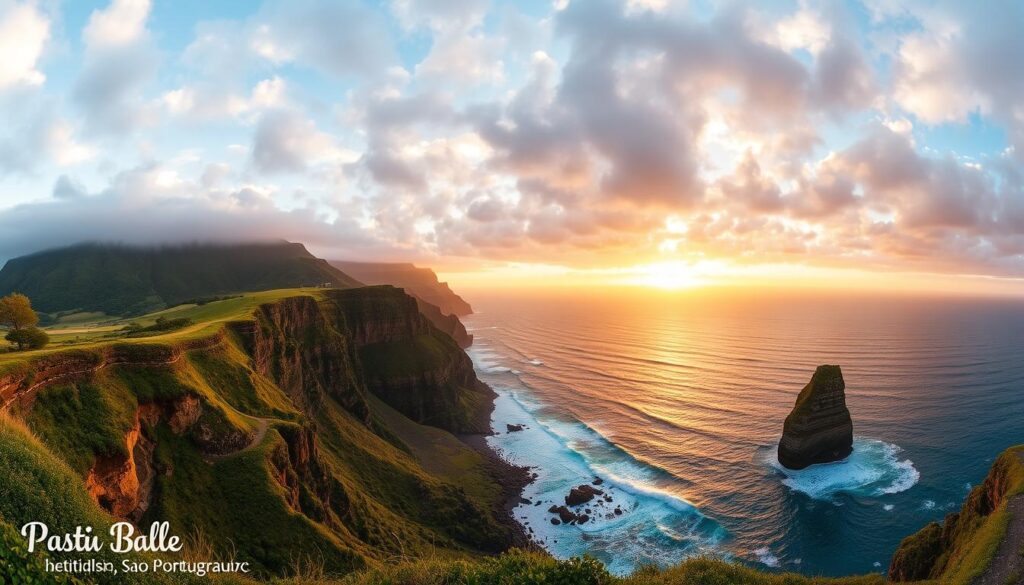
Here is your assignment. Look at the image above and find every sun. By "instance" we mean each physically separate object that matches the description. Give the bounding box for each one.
[628,261,709,290]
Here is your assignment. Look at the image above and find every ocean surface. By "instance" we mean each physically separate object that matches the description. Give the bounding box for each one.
[464,289,1024,577]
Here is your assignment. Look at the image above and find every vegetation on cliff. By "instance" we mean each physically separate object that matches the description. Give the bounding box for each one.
[889,445,1024,584]
[0,242,361,317]
[0,286,511,582]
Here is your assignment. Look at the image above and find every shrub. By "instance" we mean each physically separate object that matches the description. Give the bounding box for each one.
[4,327,49,350]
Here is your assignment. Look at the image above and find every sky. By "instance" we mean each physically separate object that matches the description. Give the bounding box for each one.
[0,0,1023,292]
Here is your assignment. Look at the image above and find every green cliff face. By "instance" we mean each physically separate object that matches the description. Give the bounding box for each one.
[889,445,1024,584]
[0,286,510,582]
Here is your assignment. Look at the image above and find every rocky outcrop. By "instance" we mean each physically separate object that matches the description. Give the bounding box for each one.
[778,365,853,470]
[85,418,146,519]
[85,393,205,521]
[329,261,473,316]
[244,296,370,422]
[268,423,349,526]
[565,485,603,506]
[328,287,492,434]
[414,297,473,348]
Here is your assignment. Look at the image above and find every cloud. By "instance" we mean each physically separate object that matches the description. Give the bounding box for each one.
[0,162,393,264]
[83,0,149,49]
[52,174,86,199]
[888,2,1024,155]
[73,0,158,136]
[250,109,352,174]
[0,2,50,89]
[252,0,397,78]
[4,0,1024,284]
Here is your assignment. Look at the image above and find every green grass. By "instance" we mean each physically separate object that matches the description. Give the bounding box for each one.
[0,414,196,584]
[327,550,887,585]
[1,288,327,361]
[21,374,139,474]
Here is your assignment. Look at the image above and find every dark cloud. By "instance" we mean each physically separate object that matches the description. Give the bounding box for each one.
[52,175,86,199]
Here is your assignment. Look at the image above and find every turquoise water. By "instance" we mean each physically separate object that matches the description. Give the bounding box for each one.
[466,290,1024,576]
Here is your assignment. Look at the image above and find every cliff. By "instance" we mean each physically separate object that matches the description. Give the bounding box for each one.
[889,445,1024,584]
[0,241,362,316]
[778,365,854,470]
[415,297,473,348]
[0,286,512,579]
[330,260,473,316]
[326,286,490,433]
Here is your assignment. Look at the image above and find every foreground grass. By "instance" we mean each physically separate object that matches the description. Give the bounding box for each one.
[270,550,885,585]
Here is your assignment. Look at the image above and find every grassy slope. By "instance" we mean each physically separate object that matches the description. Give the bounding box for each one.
[2,288,513,582]
[0,288,324,367]
[0,414,206,584]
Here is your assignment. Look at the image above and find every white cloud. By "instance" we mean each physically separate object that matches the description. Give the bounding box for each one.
[83,0,151,49]
[0,2,50,89]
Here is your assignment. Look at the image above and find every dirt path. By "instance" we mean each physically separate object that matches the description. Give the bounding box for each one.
[974,453,1024,585]
[206,415,272,461]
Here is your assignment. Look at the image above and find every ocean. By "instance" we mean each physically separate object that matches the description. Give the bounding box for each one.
[464,288,1024,576]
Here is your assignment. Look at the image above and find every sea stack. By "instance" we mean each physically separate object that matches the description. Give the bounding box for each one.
[778,365,854,470]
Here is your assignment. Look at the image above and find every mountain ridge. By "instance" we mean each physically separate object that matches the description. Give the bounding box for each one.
[330,260,473,317]
[0,241,362,317]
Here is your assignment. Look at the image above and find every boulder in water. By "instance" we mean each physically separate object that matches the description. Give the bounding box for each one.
[778,365,854,470]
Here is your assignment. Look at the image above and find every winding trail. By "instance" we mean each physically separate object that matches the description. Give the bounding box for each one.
[207,415,272,461]
[973,452,1024,585]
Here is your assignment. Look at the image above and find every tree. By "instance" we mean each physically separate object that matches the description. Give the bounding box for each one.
[0,293,39,331]
[5,327,48,350]
[0,293,43,350]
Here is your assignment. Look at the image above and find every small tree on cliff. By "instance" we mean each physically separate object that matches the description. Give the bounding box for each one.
[0,293,48,350]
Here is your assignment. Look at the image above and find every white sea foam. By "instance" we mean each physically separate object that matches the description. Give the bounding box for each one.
[529,358,544,366]
[485,388,726,575]
[768,438,920,500]
[755,547,780,568]
[884,504,894,511]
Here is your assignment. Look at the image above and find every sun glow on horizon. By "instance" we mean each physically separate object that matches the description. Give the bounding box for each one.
[623,260,727,289]
[440,260,1024,300]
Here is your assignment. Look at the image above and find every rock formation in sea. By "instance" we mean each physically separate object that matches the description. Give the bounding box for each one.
[777,364,854,470]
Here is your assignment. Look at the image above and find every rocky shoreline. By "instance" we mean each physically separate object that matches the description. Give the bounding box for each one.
[458,380,540,550]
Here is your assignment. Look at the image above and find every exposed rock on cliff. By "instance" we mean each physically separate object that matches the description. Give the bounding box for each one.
[330,261,473,316]
[243,295,370,422]
[778,365,853,470]
[328,286,492,433]
[414,297,473,348]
